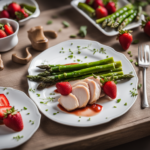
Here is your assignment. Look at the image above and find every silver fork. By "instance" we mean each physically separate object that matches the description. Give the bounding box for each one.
[138,45,150,108]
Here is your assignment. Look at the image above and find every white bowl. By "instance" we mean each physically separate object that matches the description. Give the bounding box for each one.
[0,18,19,52]
[0,0,40,26]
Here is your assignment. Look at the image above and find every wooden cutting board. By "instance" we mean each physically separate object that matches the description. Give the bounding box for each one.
[1,4,150,150]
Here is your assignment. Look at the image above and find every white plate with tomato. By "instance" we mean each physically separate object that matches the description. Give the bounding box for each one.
[27,39,138,127]
[0,87,41,149]
[71,0,143,36]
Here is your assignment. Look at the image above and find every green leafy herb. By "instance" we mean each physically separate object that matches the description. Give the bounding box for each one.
[71,43,73,45]
[53,112,59,115]
[79,116,81,118]
[29,88,35,93]
[130,83,133,85]
[62,21,70,27]
[135,62,138,66]
[130,54,133,57]
[50,93,55,95]
[130,59,133,63]
[47,20,52,25]
[77,59,80,62]
[70,35,76,38]
[132,40,139,44]
[27,113,30,115]
[40,97,55,104]
[23,107,27,110]
[130,89,138,97]
[13,135,23,141]
[106,117,108,119]
[124,103,127,106]
[117,99,121,103]
[106,56,109,58]
[68,55,74,59]
[113,106,117,108]
[62,47,64,50]
[45,109,48,111]
[99,47,106,54]
[78,26,87,37]
[77,46,80,48]
[6,92,9,95]
[128,51,131,54]
[138,84,142,89]
[85,56,87,59]
[129,71,133,74]
[87,118,91,121]
[29,120,34,125]
[78,51,81,54]
[3,87,7,91]
[78,120,80,122]
[58,28,62,32]
[37,94,40,97]
[65,58,67,60]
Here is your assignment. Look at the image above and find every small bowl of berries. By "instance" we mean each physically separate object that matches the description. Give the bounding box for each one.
[0,0,40,26]
[0,18,19,52]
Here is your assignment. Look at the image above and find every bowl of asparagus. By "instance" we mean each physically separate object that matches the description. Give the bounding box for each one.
[71,0,143,36]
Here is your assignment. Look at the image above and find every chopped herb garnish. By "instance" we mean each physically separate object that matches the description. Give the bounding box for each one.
[47,20,52,25]
[71,43,73,45]
[135,62,138,66]
[78,120,80,122]
[37,94,40,97]
[6,92,9,95]
[130,59,133,63]
[130,89,138,97]
[129,71,133,74]
[78,51,81,54]
[40,101,44,104]
[79,116,81,118]
[65,58,67,60]
[78,26,87,37]
[117,99,121,103]
[113,106,117,108]
[106,56,109,58]
[68,55,74,59]
[40,97,55,104]
[45,109,48,111]
[23,107,27,110]
[130,54,133,57]
[62,21,70,27]
[29,88,35,93]
[77,59,80,62]
[85,56,87,59]
[130,83,133,85]
[29,120,34,125]
[27,113,30,115]
[70,35,76,38]
[128,51,131,54]
[77,46,80,48]
[132,40,139,44]
[3,87,7,90]
[29,120,32,122]
[50,93,55,95]
[99,47,106,54]
[124,103,127,106]
[138,84,142,89]
[58,28,62,32]
[13,135,23,141]
[53,112,59,115]
[87,118,91,121]
[62,47,64,50]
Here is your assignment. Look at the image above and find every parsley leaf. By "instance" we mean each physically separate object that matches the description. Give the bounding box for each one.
[117,99,121,103]
[62,21,70,27]
[78,26,87,37]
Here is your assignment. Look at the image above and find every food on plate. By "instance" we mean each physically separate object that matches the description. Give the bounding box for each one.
[56,82,72,95]
[0,54,4,71]
[117,30,133,50]
[28,26,49,51]
[96,6,108,19]
[0,94,10,106]
[78,1,142,31]
[0,94,24,131]
[142,17,150,37]
[12,47,32,65]
[3,107,24,132]
[0,23,14,38]
[0,2,36,21]
[85,0,95,6]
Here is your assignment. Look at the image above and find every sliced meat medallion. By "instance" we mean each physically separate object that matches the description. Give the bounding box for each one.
[72,85,90,108]
[84,79,101,104]
[72,81,89,89]
[58,93,79,111]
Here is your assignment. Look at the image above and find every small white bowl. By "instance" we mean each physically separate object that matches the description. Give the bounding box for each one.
[0,0,40,26]
[0,18,19,52]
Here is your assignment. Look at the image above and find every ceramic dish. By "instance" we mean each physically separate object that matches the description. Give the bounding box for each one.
[0,0,40,26]
[27,39,138,127]
[0,18,19,52]
[71,0,143,36]
[0,87,41,149]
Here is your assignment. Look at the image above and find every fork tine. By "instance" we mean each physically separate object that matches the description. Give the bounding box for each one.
[148,48,150,63]
[144,45,149,63]
[141,45,144,62]
[138,45,141,63]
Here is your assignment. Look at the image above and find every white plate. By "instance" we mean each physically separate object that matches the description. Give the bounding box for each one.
[27,39,138,127]
[71,0,143,36]
[0,87,41,149]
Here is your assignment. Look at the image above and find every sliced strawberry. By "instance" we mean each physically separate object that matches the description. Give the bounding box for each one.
[0,29,7,38]
[56,82,72,95]
[96,6,108,19]
[103,81,117,99]
[105,2,116,14]
[0,10,10,18]
[0,106,12,120]
[0,94,10,106]
[3,107,24,132]
[4,23,14,35]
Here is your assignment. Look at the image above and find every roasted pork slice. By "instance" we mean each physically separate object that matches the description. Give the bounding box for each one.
[58,93,79,111]
[72,81,89,89]
[84,78,101,104]
[72,85,90,108]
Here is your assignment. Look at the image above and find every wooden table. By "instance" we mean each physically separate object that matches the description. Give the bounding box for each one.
[1,0,150,150]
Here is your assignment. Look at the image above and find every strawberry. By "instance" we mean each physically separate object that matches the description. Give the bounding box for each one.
[0,10,10,18]
[7,2,21,18]
[4,23,14,35]
[56,82,72,95]
[0,29,7,38]
[117,30,133,50]
[142,17,150,37]
[103,81,117,99]
[0,94,10,106]
[0,106,12,120]
[15,9,29,20]
[93,0,104,9]
[3,107,24,132]
[105,2,116,14]
[85,0,94,6]
[96,6,108,19]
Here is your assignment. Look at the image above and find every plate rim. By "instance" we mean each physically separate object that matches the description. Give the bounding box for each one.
[70,0,142,36]
[27,39,138,127]
[0,87,41,149]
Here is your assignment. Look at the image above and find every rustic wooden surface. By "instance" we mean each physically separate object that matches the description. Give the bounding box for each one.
[0,0,150,150]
